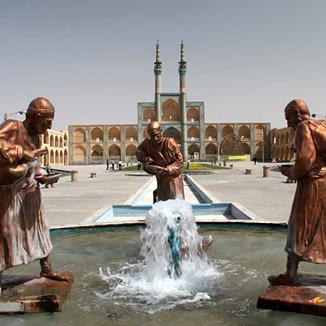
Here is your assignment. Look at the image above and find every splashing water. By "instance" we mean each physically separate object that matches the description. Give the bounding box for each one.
[97,199,221,313]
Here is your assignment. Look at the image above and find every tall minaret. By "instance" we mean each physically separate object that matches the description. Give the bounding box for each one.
[179,40,188,159]
[154,40,162,122]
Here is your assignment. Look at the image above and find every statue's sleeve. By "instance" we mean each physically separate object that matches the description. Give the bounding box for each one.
[0,121,24,165]
[290,122,315,179]
[136,140,151,165]
[166,139,184,177]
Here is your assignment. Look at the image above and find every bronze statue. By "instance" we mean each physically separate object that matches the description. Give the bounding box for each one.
[0,97,68,288]
[270,99,326,285]
[136,121,185,202]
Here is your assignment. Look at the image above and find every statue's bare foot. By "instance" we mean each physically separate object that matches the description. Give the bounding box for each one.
[268,273,298,286]
[41,271,69,282]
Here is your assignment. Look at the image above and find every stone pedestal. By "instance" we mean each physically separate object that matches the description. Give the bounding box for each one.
[257,274,326,317]
[0,273,73,314]
[71,170,78,182]
[263,166,270,177]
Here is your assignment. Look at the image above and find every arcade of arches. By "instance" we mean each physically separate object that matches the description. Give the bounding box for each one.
[270,127,295,162]
[41,129,68,165]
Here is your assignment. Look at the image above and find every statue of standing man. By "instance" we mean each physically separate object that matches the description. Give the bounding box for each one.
[136,121,185,202]
[270,99,326,285]
[0,97,68,290]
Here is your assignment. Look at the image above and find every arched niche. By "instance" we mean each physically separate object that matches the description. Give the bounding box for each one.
[222,125,234,138]
[206,143,217,155]
[205,126,217,140]
[238,125,250,139]
[108,127,121,141]
[162,99,180,122]
[187,107,200,122]
[73,145,86,162]
[125,127,138,141]
[109,144,121,159]
[126,144,137,156]
[187,126,200,139]
[188,143,200,154]
[91,127,103,142]
[73,128,86,143]
[143,108,156,122]
[255,125,266,140]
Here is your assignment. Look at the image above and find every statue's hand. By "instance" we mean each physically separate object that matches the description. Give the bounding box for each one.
[23,150,36,162]
[34,148,48,157]
[23,148,48,162]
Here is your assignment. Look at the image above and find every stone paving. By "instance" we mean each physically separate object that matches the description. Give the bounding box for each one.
[191,161,296,223]
[42,162,295,228]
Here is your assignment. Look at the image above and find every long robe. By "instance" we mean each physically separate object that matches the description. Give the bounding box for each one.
[0,120,52,272]
[136,137,185,201]
[286,119,326,263]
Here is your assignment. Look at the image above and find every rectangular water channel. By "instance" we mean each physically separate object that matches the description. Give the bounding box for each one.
[93,175,258,225]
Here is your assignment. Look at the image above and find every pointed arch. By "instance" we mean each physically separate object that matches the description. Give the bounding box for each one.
[222,125,234,138]
[162,99,180,121]
[187,107,200,122]
[91,127,104,142]
[108,127,121,141]
[73,145,86,163]
[187,126,200,139]
[109,144,121,160]
[143,108,156,122]
[205,125,217,140]
[73,127,86,143]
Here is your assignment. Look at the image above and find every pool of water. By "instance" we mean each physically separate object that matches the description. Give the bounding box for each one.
[1,226,325,326]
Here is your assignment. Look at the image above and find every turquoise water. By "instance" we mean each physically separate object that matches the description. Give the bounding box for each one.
[1,226,325,326]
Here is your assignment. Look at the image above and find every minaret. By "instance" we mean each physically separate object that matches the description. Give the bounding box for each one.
[154,40,162,122]
[179,40,188,159]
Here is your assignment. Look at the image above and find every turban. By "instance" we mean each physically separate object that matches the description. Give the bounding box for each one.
[26,97,55,117]
[284,99,310,115]
[147,121,161,131]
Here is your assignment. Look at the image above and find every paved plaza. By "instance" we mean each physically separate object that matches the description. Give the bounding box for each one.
[42,162,295,228]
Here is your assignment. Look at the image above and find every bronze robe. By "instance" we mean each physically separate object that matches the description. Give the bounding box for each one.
[286,119,326,263]
[136,137,185,201]
[0,120,52,272]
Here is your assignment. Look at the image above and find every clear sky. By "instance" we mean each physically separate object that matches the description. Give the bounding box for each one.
[1,0,326,130]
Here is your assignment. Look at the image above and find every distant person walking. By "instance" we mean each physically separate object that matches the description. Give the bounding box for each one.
[106,158,110,171]
[253,157,257,165]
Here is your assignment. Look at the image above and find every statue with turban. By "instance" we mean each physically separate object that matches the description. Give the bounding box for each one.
[136,121,185,202]
[0,97,68,289]
[269,99,326,285]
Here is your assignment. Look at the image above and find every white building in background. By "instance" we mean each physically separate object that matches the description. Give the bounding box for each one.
[40,129,68,166]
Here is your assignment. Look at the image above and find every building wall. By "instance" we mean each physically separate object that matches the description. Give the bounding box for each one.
[270,127,295,162]
[40,129,68,166]
[69,120,272,164]
[69,124,138,165]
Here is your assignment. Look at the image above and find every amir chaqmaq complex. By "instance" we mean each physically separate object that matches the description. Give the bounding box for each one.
[68,41,271,165]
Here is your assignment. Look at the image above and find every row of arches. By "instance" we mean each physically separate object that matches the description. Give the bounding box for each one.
[73,126,138,143]
[73,144,139,163]
[42,148,68,165]
[72,142,255,163]
[272,146,294,162]
[43,132,68,148]
[142,104,200,122]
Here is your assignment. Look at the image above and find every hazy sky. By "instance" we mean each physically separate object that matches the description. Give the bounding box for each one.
[1,0,326,130]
